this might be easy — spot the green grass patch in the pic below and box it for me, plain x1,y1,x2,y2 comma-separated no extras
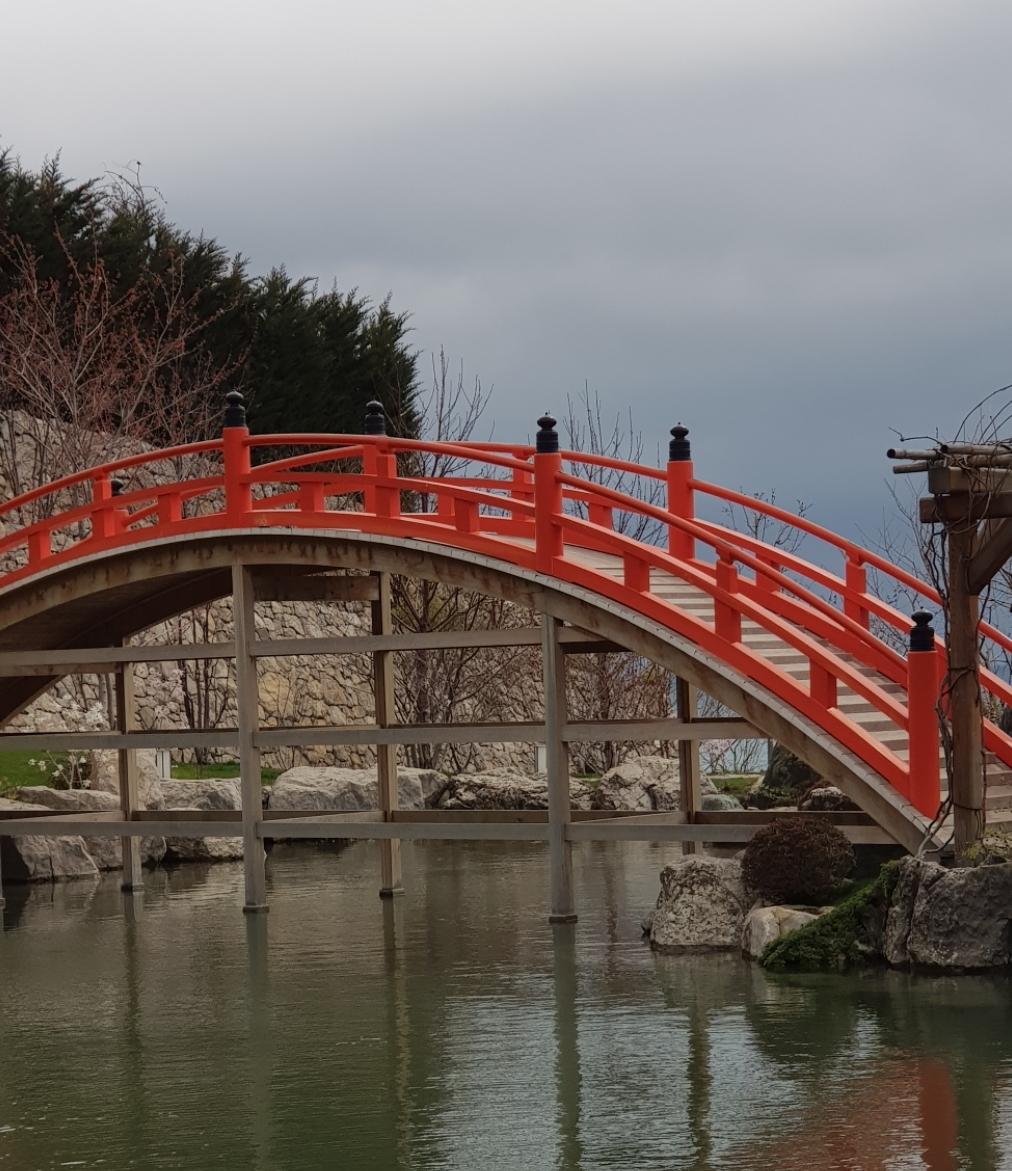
709,773,760,799
0,750,68,794
760,864,898,972
170,762,281,785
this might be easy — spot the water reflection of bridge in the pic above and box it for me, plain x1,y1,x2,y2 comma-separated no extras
3,395,1011,918
2,846,1006,1168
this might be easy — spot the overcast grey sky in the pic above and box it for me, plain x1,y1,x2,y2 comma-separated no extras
4,0,1012,540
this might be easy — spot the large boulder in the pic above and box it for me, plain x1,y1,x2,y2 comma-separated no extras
885,856,1012,970
741,905,821,959
591,755,706,812
12,786,165,870
154,779,243,864
701,793,744,812
646,857,748,951
437,771,593,810
0,797,99,882
269,766,447,812
89,749,162,809
745,744,819,809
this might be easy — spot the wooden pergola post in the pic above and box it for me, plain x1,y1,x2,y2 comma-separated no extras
947,522,985,859
115,654,143,892
543,613,576,922
676,677,703,856
372,571,403,897
233,561,268,912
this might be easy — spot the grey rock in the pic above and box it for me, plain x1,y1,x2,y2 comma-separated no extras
648,857,748,951
883,856,942,966
164,837,244,864
0,797,99,882
438,771,593,810
156,779,242,811
13,786,119,812
741,905,820,959
745,744,819,809
905,859,1012,970
798,786,860,813
702,793,744,812
89,749,162,809
83,835,168,871
269,766,447,812
591,755,702,812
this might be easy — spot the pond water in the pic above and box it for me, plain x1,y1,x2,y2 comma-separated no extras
0,841,1010,1170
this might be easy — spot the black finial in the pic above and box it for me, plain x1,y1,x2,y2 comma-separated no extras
364,400,386,436
110,477,125,497
536,413,559,454
910,610,935,652
669,424,691,462
223,390,246,429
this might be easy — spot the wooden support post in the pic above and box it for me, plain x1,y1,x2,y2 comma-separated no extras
543,614,576,922
676,678,703,856
0,841,5,911
948,523,985,860
115,658,143,891
233,562,268,912
372,571,403,896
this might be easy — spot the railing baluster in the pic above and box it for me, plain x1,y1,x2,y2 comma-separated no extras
623,552,650,592
844,556,870,629
810,662,838,708
714,553,742,641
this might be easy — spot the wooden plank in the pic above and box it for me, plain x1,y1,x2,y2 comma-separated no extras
234,562,267,911
0,730,238,751
948,523,985,860
919,493,1012,523
372,571,402,895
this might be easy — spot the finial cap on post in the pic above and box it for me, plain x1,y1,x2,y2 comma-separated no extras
669,424,691,462
110,477,125,497
536,413,559,454
909,610,935,652
364,400,386,436
223,390,247,429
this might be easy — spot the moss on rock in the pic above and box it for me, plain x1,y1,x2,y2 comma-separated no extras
760,864,899,971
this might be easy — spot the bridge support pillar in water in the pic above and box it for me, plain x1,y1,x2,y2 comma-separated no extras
115,655,143,892
372,572,404,898
234,563,268,914
543,614,577,923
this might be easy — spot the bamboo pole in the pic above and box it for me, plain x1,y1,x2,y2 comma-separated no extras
373,571,403,896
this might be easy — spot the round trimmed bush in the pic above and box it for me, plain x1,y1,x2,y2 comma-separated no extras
742,815,854,904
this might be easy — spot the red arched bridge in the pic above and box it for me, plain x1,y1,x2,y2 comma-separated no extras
0,394,1009,916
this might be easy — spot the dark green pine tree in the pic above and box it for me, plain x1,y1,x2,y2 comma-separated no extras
0,149,419,439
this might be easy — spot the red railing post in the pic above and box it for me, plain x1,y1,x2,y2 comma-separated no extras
667,424,694,562
222,391,252,524
363,400,399,519
714,552,742,642
91,475,116,542
534,414,564,573
908,610,941,815
844,555,870,629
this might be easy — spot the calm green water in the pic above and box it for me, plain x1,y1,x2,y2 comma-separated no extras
0,841,1010,1171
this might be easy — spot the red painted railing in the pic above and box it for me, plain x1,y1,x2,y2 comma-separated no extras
2,402,1006,819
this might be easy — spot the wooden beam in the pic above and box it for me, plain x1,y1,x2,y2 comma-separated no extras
919,493,1012,523
0,642,235,674
967,517,1012,594
544,613,576,922
0,730,238,751
372,571,402,896
249,570,379,603
253,626,619,658
234,562,267,912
